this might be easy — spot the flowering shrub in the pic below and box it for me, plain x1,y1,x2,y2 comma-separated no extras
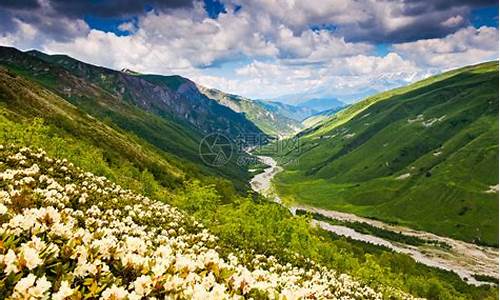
0,145,396,299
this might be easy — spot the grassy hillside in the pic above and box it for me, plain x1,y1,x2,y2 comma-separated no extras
0,46,260,190
0,67,209,189
0,145,392,299
199,86,303,137
266,61,499,246
302,106,347,128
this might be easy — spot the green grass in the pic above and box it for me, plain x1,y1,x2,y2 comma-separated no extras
172,184,498,300
1,105,497,300
269,61,499,246
0,67,248,199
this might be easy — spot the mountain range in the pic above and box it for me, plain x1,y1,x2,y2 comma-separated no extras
0,46,267,191
0,46,335,189
296,97,346,112
301,107,346,128
197,86,306,137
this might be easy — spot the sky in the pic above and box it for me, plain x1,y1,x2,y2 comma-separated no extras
0,0,498,103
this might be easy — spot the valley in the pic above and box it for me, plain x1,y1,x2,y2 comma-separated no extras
250,155,498,286
263,61,499,247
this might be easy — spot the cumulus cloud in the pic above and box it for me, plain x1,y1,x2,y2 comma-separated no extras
117,22,137,33
393,26,499,68
275,26,373,62
223,0,496,43
0,0,90,48
40,1,377,71
217,53,425,100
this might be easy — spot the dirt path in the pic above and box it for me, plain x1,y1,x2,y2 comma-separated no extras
250,155,499,286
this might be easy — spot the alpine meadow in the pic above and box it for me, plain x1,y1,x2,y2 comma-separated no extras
0,1,498,300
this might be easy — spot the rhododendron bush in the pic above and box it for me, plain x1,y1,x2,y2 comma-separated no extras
0,145,391,299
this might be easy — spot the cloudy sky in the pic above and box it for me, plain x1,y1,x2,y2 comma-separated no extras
0,0,498,102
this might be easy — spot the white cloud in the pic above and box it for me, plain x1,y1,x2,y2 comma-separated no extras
207,53,424,100
441,15,464,28
275,26,372,62
0,19,37,48
38,3,378,77
393,26,499,69
0,0,497,101
0,16,89,50
223,0,472,43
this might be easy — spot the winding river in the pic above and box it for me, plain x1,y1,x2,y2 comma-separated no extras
250,155,499,286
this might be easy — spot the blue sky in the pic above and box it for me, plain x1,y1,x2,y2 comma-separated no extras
0,0,498,103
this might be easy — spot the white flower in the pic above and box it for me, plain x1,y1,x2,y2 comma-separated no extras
210,283,227,299
101,285,129,300
12,274,37,297
21,243,43,270
12,274,51,299
30,275,51,298
0,147,390,300
132,275,153,296
3,249,19,275
192,283,210,300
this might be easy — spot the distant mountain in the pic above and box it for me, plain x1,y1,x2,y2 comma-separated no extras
268,61,499,246
257,100,317,121
296,97,345,112
0,46,263,189
198,86,303,137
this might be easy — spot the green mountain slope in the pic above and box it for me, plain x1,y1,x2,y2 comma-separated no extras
302,107,347,128
258,100,317,122
23,49,263,140
268,61,499,246
199,86,303,137
0,46,261,189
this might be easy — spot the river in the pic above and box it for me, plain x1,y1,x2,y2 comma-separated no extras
249,155,499,286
